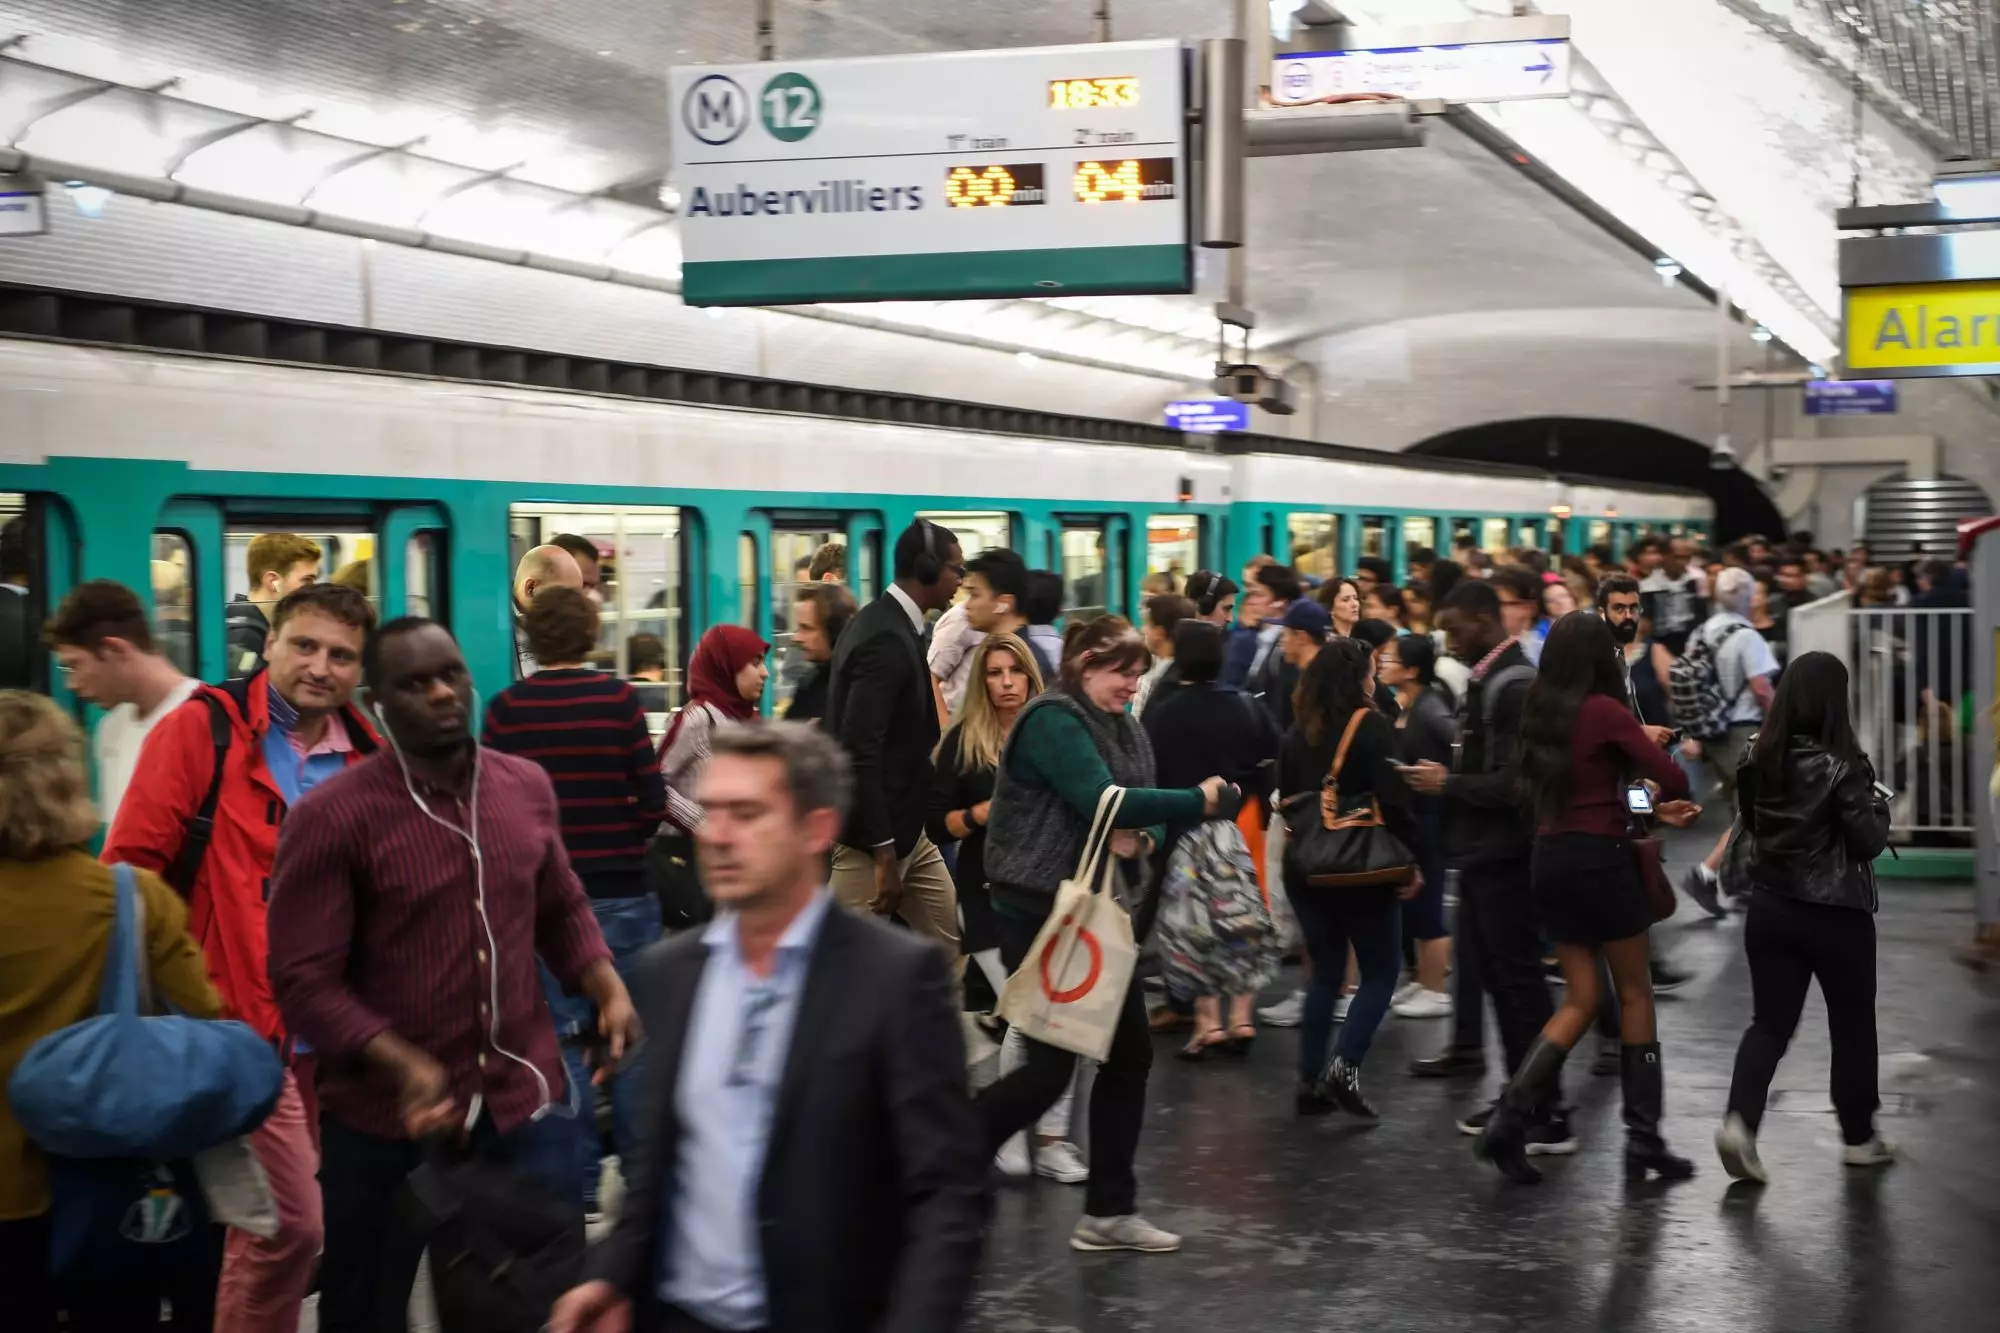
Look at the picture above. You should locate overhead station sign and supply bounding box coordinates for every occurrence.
[1842,280,2000,377]
[1803,379,1897,416]
[669,41,1191,306]
[1273,37,1570,106]
[1164,399,1249,433]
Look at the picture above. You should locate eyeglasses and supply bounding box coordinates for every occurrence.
[726,986,784,1088]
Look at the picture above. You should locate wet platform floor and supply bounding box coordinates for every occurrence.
[968,873,2000,1333]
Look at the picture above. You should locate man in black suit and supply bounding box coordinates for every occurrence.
[821,518,965,961]
[549,721,986,1333]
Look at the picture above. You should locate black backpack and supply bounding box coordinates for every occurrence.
[378,1149,585,1333]
[166,677,254,897]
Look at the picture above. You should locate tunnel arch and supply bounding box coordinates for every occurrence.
[1406,417,1784,542]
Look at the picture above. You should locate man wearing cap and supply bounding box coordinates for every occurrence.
[1256,599,1330,733]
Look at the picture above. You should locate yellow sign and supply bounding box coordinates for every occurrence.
[1845,279,2000,371]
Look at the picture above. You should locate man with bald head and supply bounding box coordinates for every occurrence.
[514,545,582,677]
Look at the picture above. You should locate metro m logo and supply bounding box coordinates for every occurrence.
[683,74,750,146]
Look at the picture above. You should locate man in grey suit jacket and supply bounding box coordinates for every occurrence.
[549,721,986,1333]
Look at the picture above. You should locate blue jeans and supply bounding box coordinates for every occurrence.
[1286,882,1402,1080]
[539,893,662,1209]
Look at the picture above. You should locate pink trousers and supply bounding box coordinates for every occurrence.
[214,1069,323,1333]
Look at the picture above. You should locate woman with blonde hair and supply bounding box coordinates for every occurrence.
[929,633,1080,1181]
[0,691,223,1329]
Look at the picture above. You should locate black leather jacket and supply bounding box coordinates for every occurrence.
[1734,739,1890,912]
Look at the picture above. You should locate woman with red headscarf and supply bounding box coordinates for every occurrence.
[658,625,771,834]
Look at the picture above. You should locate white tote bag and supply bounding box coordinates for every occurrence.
[997,788,1137,1063]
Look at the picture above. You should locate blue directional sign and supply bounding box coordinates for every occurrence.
[1803,379,1897,416]
[1164,399,1249,432]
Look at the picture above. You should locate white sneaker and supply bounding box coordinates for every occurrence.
[1391,980,1425,1007]
[1392,988,1454,1019]
[1332,993,1353,1021]
[1842,1136,1898,1168]
[994,1134,1031,1178]
[1034,1140,1090,1184]
[1257,990,1305,1028]
[1715,1113,1768,1184]
[1070,1213,1182,1253]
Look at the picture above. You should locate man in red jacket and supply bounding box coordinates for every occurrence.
[105,581,379,1333]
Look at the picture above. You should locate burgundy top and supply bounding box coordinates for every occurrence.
[1539,693,1691,838]
[266,748,611,1139]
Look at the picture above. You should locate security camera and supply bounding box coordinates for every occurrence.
[1212,363,1297,416]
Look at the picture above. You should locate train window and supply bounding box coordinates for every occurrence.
[737,534,759,631]
[223,528,366,678]
[858,528,881,600]
[1287,513,1339,580]
[1517,519,1543,551]
[1587,519,1612,552]
[770,525,843,714]
[0,493,44,692]
[1359,517,1390,561]
[1403,517,1436,568]
[149,532,196,677]
[509,505,687,724]
[1480,519,1510,557]
[917,510,1011,558]
[1145,515,1199,584]
[1450,519,1477,556]
[1060,522,1110,621]
[405,530,445,620]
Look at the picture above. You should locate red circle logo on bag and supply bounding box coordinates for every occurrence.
[1039,914,1103,1004]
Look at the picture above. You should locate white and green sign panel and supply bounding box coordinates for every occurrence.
[669,40,1192,306]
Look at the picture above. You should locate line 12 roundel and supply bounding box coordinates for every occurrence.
[759,72,822,143]
[1039,920,1104,1005]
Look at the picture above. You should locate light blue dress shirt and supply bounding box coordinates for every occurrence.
[660,890,833,1330]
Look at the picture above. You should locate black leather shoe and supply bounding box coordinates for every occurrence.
[1410,1047,1487,1079]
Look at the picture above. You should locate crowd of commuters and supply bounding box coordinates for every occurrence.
[0,515,1941,1333]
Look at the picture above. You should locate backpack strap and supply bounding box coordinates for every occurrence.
[167,678,251,899]
[1479,664,1537,763]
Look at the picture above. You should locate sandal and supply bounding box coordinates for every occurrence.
[1177,1028,1228,1062]
[1224,1023,1257,1056]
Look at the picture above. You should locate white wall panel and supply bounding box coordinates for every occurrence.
[0,196,1182,421]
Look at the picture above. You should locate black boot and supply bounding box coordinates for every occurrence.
[1475,1035,1569,1185]
[1319,1056,1379,1119]
[1621,1042,1696,1182]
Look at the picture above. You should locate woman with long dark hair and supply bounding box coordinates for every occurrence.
[1280,637,1420,1117]
[1378,633,1454,1018]
[1145,620,1282,1058]
[1475,612,1701,1184]
[1715,652,1895,1182]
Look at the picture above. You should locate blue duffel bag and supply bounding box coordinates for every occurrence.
[7,863,283,1162]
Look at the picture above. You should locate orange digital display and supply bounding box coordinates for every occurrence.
[1072,158,1177,204]
[943,163,1047,208]
[1049,77,1140,110]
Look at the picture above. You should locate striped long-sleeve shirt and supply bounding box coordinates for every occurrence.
[480,668,667,899]
[266,749,611,1138]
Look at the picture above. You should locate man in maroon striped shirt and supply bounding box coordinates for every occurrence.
[267,617,640,1333]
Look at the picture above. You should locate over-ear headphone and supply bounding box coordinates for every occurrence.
[911,517,943,585]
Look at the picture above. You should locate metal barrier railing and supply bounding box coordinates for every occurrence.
[1849,607,1977,840]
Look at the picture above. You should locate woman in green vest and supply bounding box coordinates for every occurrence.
[979,616,1228,1257]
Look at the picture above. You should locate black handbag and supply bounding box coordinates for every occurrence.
[644,706,714,932]
[379,1145,585,1333]
[1283,709,1417,889]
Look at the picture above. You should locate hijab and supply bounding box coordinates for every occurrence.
[688,624,768,721]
